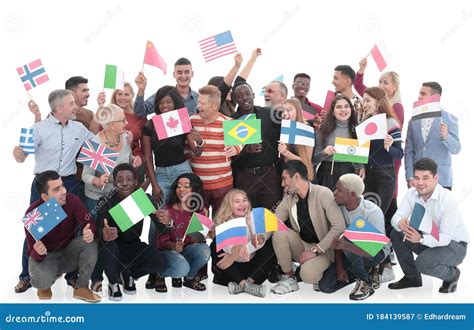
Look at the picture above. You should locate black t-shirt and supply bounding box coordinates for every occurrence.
[142,121,186,167]
[297,193,320,244]
[231,106,281,169]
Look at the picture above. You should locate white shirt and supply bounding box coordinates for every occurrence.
[392,185,469,248]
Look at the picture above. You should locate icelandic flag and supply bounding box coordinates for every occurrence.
[19,128,35,154]
[77,139,120,174]
[152,108,192,140]
[409,203,440,241]
[17,59,49,91]
[343,216,390,257]
[355,113,387,146]
[412,94,441,121]
[21,198,67,241]
[280,119,315,147]
[199,30,237,63]
[252,207,288,234]
[215,217,248,251]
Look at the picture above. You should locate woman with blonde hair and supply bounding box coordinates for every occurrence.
[277,98,315,181]
[211,189,276,298]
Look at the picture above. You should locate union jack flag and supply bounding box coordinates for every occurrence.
[17,59,49,91]
[22,208,43,230]
[77,139,120,174]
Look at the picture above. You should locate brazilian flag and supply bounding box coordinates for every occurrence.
[223,119,262,146]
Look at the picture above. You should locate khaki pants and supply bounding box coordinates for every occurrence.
[272,229,331,284]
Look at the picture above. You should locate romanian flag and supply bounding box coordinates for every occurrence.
[343,216,390,257]
[223,119,262,146]
[333,137,370,164]
[409,203,440,241]
[215,217,248,251]
[252,207,288,234]
[184,212,213,238]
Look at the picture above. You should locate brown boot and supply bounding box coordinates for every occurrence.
[14,278,32,293]
[73,287,101,303]
[37,288,52,300]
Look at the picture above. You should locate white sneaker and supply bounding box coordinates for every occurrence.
[380,266,395,283]
[228,282,245,295]
[389,251,397,265]
[271,276,299,295]
[313,283,320,292]
[243,283,266,298]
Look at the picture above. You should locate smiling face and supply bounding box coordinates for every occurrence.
[378,75,396,99]
[72,83,90,107]
[234,84,254,112]
[292,77,310,99]
[263,82,285,107]
[332,71,351,93]
[57,94,77,121]
[176,177,193,203]
[281,170,299,195]
[281,102,297,120]
[41,178,67,205]
[362,93,379,115]
[333,99,352,121]
[158,95,175,113]
[231,192,249,218]
[173,64,193,89]
[413,169,438,200]
[115,170,136,199]
[115,86,134,110]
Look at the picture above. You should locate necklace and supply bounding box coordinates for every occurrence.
[103,131,121,148]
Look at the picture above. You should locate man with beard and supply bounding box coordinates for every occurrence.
[263,80,287,110]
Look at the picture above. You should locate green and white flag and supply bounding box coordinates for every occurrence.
[108,188,156,232]
[103,64,124,90]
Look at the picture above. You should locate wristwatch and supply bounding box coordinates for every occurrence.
[418,234,424,244]
[310,246,320,255]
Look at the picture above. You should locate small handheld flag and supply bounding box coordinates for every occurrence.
[215,217,248,251]
[412,94,441,121]
[199,30,237,63]
[109,188,156,232]
[333,137,370,164]
[238,113,257,120]
[22,198,67,241]
[355,114,387,146]
[77,139,120,174]
[369,40,391,72]
[343,216,390,257]
[280,119,315,147]
[184,213,213,238]
[252,208,288,234]
[143,41,167,75]
[103,64,124,91]
[223,119,262,146]
[17,59,49,91]
[323,90,336,111]
[152,108,192,140]
[19,128,35,154]
[409,203,439,241]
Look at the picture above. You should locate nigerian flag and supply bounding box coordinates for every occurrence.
[108,188,156,232]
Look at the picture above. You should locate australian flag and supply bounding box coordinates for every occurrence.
[19,128,35,154]
[21,198,67,240]
[77,139,120,174]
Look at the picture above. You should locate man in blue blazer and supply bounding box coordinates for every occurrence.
[405,82,461,190]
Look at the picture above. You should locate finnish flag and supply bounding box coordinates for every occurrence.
[280,120,315,147]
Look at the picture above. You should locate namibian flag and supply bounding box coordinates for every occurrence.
[215,217,248,251]
[252,207,288,234]
[333,137,370,164]
[343,216,390,257]
[223,119,261,146]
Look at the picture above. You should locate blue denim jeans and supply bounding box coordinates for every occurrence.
[158,243,210,278]
[148,161,192,244]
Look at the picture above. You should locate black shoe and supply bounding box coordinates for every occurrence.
[145,273,157,289]
[439,267,460,293]
[294,266,303,283]
[108,283,123,301]
[172,278,183,288]
[183,277,206,291]
[388,276,422,290]
[120,271,136,295]
[267,265,282,283]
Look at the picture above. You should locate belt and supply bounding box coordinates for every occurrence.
[242,165,273,175]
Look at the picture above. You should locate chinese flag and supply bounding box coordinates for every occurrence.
[144,41,167,75]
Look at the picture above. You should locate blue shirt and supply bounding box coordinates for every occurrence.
[133,87,199,117]
[33,114,94,176]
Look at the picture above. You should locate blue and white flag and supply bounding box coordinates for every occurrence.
[280,119,315,147]
[21,198,67,240]
[19,128,35,154]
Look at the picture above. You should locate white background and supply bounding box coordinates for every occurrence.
[0,0,472,303]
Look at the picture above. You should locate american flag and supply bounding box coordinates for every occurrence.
[77,139,120,174]
[17,59,49,91]
[19,128,35,154]
[199,31,237,63]
[21,198,67,241]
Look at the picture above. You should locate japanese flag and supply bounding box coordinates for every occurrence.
[355,114,387,146]
[152,108,192,140]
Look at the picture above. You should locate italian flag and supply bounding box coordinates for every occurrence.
[333,137,370,164]
[108,188,156,232]
[185,213,213,238]
[103,64,124,90]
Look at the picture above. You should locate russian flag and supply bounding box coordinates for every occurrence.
[215,217,248,251]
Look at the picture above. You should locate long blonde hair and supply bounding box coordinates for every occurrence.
[213,189,252,225]
[110,82,135,110]
[282,98,314,181]
[379,71,401,105]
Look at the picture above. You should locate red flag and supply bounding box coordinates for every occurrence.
[323,90,336,111]
[143,41,167,74]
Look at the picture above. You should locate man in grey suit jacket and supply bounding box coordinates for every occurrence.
[405,82,461,189]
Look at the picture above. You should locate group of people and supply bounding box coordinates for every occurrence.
[12,49,468,302]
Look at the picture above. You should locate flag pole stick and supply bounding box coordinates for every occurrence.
[141,42,147,73]
[26,90,33,101]
[182,213,193,243]
[330,159,335,175]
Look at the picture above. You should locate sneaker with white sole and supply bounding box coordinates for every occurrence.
[271,276,299,295]
[243,283,266,298]
[120,271,136,295]
[313,283,320,292]
[389,251,397,265]
[370,267,381,289]
[228,282,245,295]
[108,283,122,301]
[349,280,374,300]
[380,266,395,283]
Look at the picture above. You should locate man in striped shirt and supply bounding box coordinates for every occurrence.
[189,85,242,213]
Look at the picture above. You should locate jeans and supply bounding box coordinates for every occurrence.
[342,249,386,282]
[158,243,210,278]
[83,196,103,282]
[148,161,192,244]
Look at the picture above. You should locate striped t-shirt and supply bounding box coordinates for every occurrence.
[189,113,242,190]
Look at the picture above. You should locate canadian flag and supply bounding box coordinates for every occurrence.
[355,113,387,146]
[152,108,192,140]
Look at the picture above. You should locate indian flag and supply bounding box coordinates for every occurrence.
[103,64,124,90]
[333,137,370,164]
[184,213,213,238]
[108,188,156,232]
